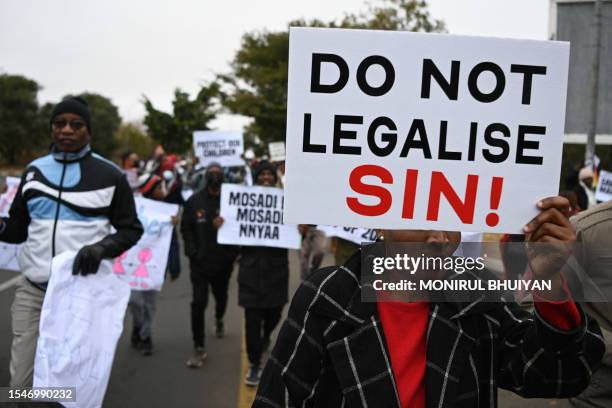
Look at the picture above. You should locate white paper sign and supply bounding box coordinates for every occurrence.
[193,130,244,167]
[317,225,377,244]
[113,197,178,291]
[0,177,22,272]
[34,251,130,408]
[595,170,612,202]
[218,184,300,249]
[269,141,286,162]
[284,27,570,234]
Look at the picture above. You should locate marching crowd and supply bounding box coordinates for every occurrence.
[1,96,611,408]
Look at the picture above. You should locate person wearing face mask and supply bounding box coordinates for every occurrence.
[239,161,290,387]
[253,196,605,408]
[180,162,238,368]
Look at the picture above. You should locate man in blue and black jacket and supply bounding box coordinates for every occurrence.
[0,96,143,387]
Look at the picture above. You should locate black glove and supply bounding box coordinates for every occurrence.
[72,244,106,276]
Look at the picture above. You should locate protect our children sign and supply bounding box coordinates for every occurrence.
[284,28,570,233]
[218,184,301,249]
[193,130,244,168]
[595,170,612,202]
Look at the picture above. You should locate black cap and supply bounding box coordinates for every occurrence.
[253,160,277,183]
[50,97,92,133]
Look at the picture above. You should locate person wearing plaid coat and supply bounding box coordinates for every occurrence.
[253,197,605,408]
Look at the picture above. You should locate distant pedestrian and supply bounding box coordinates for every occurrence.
[128,173,179,356]
[238,161,289,387]
[181,162,238,368]
[298,224,326,280]
[574,167,596,210]
[121,151,141,191]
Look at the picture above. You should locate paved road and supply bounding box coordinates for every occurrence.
[0,250,571,408]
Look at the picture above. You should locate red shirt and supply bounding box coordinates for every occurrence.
[378,299,581,408]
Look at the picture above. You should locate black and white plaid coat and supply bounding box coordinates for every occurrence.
[253,251,605,408]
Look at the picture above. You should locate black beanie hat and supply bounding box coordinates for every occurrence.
[253,160,277,183]
[50,97,92,133]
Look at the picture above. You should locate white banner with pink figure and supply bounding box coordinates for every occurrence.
[0,177,22,272]
[113,197,178,291]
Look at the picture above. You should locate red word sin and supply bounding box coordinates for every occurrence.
[346,165,503,227]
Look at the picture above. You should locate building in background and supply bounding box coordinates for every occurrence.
[549,0,612,146]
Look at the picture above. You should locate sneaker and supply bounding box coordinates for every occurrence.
[186,347,207,368]
[131,327,141,349]
[245,365,261,387]
[215,319,225,338]
[140,338,153,356]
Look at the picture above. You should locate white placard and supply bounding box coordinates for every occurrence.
[193,130,244,167]
[284,27,570,234]
[317,225,377,244]
[269,141,286,162]
[113,197,178,291]
[218,184,300,249]
[595,170,612,202]
[34,251,130,408]
[0,177,22,272]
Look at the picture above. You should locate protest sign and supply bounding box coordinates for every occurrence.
[284,28,570,233]
[34,251,130,408]
[0,177,22,271]
[193,130,244,167]
[595,170,612,202]
[218,184,300,249]
[113,197,178,291]
[269,141,286,162]
[317,225,377,244]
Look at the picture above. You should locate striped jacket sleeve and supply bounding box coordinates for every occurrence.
[254,280,327,408]
[96,174,143,258]
[496,300,605,398]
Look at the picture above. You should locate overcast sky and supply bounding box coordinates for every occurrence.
[0,0,551,129]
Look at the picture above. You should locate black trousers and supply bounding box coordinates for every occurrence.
[190,264,232,348]
[244,307,283,367]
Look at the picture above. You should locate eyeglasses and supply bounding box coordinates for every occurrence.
[52,119,86,131]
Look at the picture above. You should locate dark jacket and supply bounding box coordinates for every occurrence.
[238,246,288,309]
[180,188,237,276]
[0,145,143,284]
[254,250,605,408]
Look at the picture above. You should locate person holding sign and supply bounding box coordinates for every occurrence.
[127,173,180,356]
[181,162,238,368]
[253,196,604,408]
[0,97,143,388]
[239,161,289,387]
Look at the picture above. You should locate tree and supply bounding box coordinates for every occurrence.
[337,0,445,31]
[114,123,156,159]
[76,93,121,158]
[42,92,122,159]
[0,74,47,165]
[220,0,445,153]
[143,83,220,154]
